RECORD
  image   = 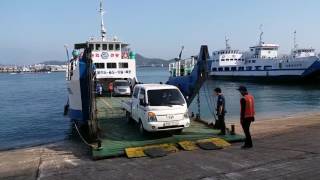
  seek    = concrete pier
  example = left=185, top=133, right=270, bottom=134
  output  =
left=1, top=113, right=319, bottom=180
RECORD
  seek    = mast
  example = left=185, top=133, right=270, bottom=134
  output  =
left=99, top=0, right=107, bottom=41
left=225, top=36, right=231, bottom=50
left=294, top=30, right=298, bottom=50
left=258, top=24, right=264, bottom=45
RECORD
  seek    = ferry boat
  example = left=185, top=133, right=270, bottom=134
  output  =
left=208, top=31, right=320, bottom=81
left=65, top=0, right=137, bottom=123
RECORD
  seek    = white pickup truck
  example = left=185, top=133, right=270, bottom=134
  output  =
left=122, top=84, right=190, bottom=134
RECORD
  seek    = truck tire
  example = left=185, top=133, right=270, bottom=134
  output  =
left=126, top=111, right=133, bottom=124
left=139, top=120, right=147, bottom=135
left=174, top=129, right=183, bottom=134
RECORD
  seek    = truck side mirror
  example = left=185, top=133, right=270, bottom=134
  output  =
left=139, top=99, right=145, bottom=106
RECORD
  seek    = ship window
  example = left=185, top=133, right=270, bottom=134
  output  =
left=221, top=59, right=225, bottom=61
left=218, top=67, right=223, bottom=71
left=255, top=66, right=262, bottom=70
left=246, top=66, right=252, bottom=71
left=89, top=44, right=94, bottom=50
left=95, top=44, right=101, bottom=51
left=119, top=62, right=128, bottom=68
left=252, top=60, right=256, bottom=63
left=107, top=63, right=117, bottom=69
left=102, top=44, right=108, bottom=50
left=109, top=44, right=114, bottom=51
left=224, top=67, right=230, bottom=71
left=231, top=67, right=237, bottom=71
left=226, top=59, right=229, bottom=61
left=212, top=68, right=217, bottom=71
left=264, top=66, right=272, bottom=70
left=238, top=67, right=244, bottom=71
left=115, top=44, right=120, bottom=51
left=94, top=63, right=105, bottom=69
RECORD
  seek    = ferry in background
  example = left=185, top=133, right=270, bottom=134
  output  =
left=208, top=31, right=320, bottom=81
left=65, top=0, right=137, bottom=123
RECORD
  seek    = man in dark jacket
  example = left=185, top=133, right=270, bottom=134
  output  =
left=214, top=87, right=226, bottom=135
left=237, top=85, right=255, bottom=149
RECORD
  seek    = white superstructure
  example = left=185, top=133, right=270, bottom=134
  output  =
left=209, top=32, right=320, bottom=80
left=65, top=0, right=137, bottom=122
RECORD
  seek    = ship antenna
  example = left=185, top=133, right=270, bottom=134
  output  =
left=99, top=0, right=107, bottom=41
left=259, top=24, right=264, bottom=45
left=225, top=36, right=231, bottom=50
left=294, top=30, right=298, bottom=50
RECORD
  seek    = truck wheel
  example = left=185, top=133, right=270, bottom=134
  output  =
left=139, top=120, right=147, bottom=135
left=174, top=129, right=183, bottom=134
left=126, top=111, right=133, bottom=124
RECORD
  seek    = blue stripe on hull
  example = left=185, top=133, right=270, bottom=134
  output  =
left=302, top=60, right=320, bottom=77
left=69, top=108, right=83, bottom=121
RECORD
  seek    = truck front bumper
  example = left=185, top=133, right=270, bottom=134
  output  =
left=144, top=118, right=190, bottom=132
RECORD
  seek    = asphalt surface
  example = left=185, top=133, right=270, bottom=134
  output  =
left=1, top=114, right=319, bottom=180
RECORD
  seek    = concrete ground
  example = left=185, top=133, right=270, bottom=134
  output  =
left=0, top=113, right=319, bottom=180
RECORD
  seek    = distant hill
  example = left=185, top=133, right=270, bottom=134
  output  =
left=135, top=54, right=171, bottom=67
left=40, top=60, right=66, bottom=65
left=39, top=54, right=172, bottom=67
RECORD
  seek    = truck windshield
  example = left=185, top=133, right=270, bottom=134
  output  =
left=114, top=81, right=129, bottom=86
left=147, top=89, right=185, bottom=106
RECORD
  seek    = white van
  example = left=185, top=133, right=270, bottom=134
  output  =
left=122, top=84, right=190, bottom=134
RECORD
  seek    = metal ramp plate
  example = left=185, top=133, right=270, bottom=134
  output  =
left=144, top=148, right=168, bottom=158
left=125, top=143, right=178, bottom=158
left=197, top=142, right=222, bottom=150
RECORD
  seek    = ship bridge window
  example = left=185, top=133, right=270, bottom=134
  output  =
left=238, top=67, right=244, bottom=71
left=115, top=44, right=120, bottom=51
left=119, top=62, right=128, bottom=68
left=218, top=67, right=223, bottom=71
left=109, top=44, right=114, bottom=51
left=264, top=66, right=272, bottom=70
left=95, top=44, right=101, bottom=51
left=221, top=59, right=225, bottom=61
left=107, top=63, right=117, bottom=69
left=212, top=67, right=217, bottom=71
left=102, top=44, right=108, bottom=50
left=246, top=66, right=252, bottom=71
left=94, top=63, right=105, bottom=69
left=231, top=67, right=237, bottom=71
left=89, top=44, right=94, bottom=50
left=224, top=67, right=230, bottom=71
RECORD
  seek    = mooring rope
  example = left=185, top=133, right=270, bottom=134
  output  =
left=72, top=120, right=98, bottom=149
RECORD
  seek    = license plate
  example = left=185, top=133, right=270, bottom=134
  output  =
left=164, top=121, right=178, bottom=127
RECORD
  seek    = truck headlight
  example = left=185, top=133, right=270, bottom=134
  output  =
left=184, top=111, right=189, bottom=118
left=148, top=112, right=157, bottom=122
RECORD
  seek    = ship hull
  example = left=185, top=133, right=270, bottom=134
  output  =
left=209, top=60, right=320, bottom=83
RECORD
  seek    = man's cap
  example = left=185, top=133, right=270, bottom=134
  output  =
left=237, top=85, right=247, bottom=92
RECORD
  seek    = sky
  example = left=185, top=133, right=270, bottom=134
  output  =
left=0, top=0, right=319, bottom=65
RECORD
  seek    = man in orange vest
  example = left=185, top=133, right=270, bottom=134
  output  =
left=237, top=85, right=255, bottom=149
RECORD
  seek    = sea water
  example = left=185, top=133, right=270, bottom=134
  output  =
left=0, top=68, right=319, bottom=150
